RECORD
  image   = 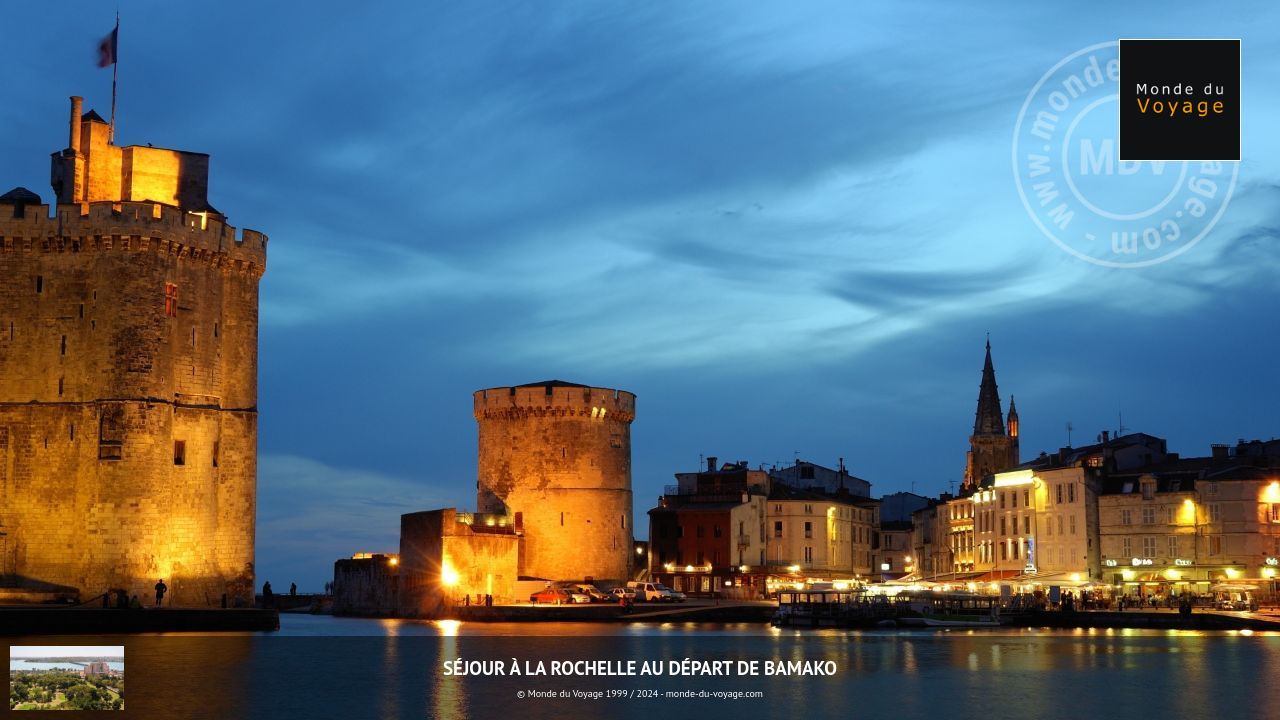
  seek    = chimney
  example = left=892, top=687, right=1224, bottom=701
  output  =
left=1101, top=430, right=1110, bottom=443
left=69, top=96, right=82, bottom=154
left=1211, top=445, right=1229, bottom=460
left=707, top=456, right=717, bottom=473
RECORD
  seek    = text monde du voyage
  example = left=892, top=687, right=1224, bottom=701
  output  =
left=1134, top=83, right=1228, bottom=118
left=441, top=658, right=838, bottom=677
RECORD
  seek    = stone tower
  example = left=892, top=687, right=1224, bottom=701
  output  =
left=474, top=381, right=635, bottom=582
left=0, top=97, right=266, bottom=606
left=962, top=339, right=1019, bottom=494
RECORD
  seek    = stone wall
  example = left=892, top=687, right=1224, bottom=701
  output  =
left=0, top=192, right=265, bottom=606
left=398, top=508, right=519, bottom=618
left=332, top=557, right=399, bottom=616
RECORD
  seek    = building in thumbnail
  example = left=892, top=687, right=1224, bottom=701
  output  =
left=0, top=96, right=266, bottom=606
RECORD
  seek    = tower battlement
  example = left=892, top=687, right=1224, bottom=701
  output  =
left=473, top=382, right=636, bottom=423
left=0, top=200, right=266, bottom=276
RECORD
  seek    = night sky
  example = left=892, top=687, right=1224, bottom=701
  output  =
left=3, top=3, right=1277, bottom=590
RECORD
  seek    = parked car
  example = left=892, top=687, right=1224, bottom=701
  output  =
left=653, top=583, right=686, bottom=602
left=610, top=587, right=638, bottom=602
left=530, top=587, right=573, bottom=605
left=563, top=588, right=593, bottom=604
left=572, top=584, right=611, bottom=603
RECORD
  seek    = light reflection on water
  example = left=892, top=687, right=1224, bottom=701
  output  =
left=12, top=616, right=1280, bottom=720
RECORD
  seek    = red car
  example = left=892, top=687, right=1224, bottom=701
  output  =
left=530, top=587, right=573, bottom=605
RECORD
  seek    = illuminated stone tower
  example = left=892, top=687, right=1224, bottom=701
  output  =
left=962, top=340, right=1020, bottom=494
left=474, top=381, right=635, bottom=582
left=0, top=97, right=266, bottom=606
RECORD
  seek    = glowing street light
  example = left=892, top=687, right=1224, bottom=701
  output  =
left=441, top=566, right=460, bottom=587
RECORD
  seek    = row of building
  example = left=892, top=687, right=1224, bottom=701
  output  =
left=642, top=342, right=1280, bottom=602
left=330, top=343, right=1277, bottom=616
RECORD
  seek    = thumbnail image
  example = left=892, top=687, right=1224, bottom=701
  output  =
left=9, top=646, right=124, bottom=711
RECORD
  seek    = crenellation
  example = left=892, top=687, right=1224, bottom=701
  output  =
left=0, top=202, right=267, bottom=277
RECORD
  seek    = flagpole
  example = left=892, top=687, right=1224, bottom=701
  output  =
left=109, top=13, right=118, bottom=143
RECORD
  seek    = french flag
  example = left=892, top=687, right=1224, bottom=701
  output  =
left=96, top=25, right=117, bottom=68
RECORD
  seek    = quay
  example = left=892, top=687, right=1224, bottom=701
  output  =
left=447, top=600, right=776, bottom=623
left=0, top=607, right=280, bottom=635
left=1007, top=609, right=1280, bottom=632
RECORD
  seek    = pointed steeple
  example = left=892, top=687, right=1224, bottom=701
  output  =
left=973, top=337, right=1005, bottom=436
left=1007, top=395, right=1019, bottom=438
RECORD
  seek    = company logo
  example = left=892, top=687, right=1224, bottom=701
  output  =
left=1013, top=42, right=1237, bottom=267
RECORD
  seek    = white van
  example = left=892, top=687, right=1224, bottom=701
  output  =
left=626, top=581, right=672, bottom=602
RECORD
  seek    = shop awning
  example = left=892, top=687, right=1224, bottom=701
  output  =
left=1013, top=571, right=1092, bottom=586
left=971, top=570, right=1021, bottom=582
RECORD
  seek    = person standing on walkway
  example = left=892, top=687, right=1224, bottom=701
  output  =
left=154, top=579, right=168, bottom=607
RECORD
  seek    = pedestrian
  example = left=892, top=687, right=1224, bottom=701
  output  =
left=154, top=579, right=168, bottom=607
left=263, top=581, right=274, bottom=608
left=290, top=582, right=297, bottom=596
left=464, top=594, right=471, bottom=607
left=485, top=594, right=493, bottom=607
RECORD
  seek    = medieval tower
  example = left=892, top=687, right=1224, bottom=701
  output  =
left=474, top=381, right=634, bottom=582
left=961, top=339, right=1020, bottom=494
left=0, top=97, right=265, bottom=606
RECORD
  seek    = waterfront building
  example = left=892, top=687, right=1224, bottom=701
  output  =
left=1098, top=441, right=1280, bottom=600
left=765, top=484, right=876, bottom=578
left=911, top=497, right=956, bottom=580
left=648, top=459, right=768, bottom=597
left=944, top=496, right=976, bottom=574
left=0, top=97, right=265, bottom=606
left=873, top=520, right=915, bottom=581
left=963, top=433, right=1168, bottom=586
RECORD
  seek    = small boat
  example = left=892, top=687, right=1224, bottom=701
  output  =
left=772, top=588, right=1001, bottom=629
left=895, top=591, right=1000, bottom=628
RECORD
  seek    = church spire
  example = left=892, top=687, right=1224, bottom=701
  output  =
left=1007, top=395, right=1019, bottom=438
left=973, top=338, right=1005, bottom=436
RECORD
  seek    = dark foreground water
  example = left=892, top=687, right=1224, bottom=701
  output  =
left=11, top=615, right=1279, bottom=719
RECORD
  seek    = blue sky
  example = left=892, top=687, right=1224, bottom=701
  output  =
left=3, top=2, right=1278, bottom=589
